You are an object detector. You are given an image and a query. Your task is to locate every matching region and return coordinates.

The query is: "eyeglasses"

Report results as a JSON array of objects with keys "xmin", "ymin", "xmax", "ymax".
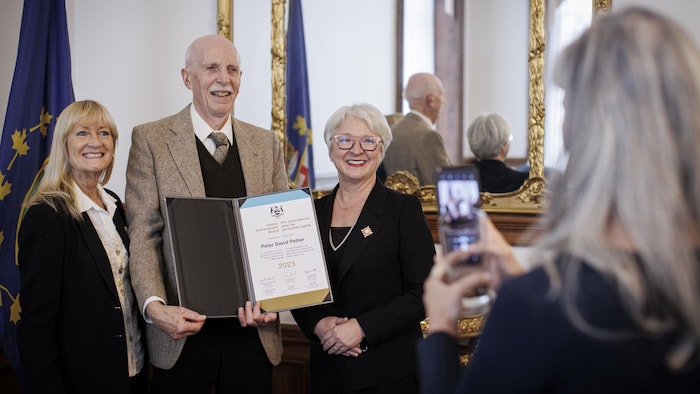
[{"xmin": 331, "ymin": 135, "xmax": 383, "ymax": 151}]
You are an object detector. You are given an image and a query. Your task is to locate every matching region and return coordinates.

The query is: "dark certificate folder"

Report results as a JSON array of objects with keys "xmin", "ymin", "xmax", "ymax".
[
  {"xmin": 164, "ymin": 197, "xmax": 247, "ymax": 318},
  {"xmin": 163, "ymin": 189, "xmax": 332, "ymax": 318}
]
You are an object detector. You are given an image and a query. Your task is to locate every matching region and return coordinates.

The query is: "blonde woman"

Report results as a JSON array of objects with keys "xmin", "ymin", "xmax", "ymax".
[
  {"xmin": 420, "ymin": 8, "xmax": 700, "ymax": 393},
  {"xmin": 17, "ymin": 100, "xmax": 146, "ymax": 394}
]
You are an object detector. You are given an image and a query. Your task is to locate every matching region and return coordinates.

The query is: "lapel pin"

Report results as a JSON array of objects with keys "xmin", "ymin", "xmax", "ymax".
[{"xmin": 361, "ymin": 226, "xmax": 373, "ymax": 238}]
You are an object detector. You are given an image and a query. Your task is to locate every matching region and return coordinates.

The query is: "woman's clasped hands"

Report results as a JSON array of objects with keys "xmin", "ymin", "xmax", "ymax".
[{"xmin": 315, "ymin": 316, "xmax": 365, "ymax": 357}]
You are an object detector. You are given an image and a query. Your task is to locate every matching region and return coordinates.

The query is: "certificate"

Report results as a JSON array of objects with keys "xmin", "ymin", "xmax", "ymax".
[
  {"xmin": 163, "ymin": 188, "xmax": 332, "ymax": 317},
  {"xmin": 235, "ymin": 188, "xmax": 332, "ymax": 311}
]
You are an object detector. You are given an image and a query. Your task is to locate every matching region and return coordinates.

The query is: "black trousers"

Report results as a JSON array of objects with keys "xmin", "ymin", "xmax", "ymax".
[
  {"xmin": 129, "ymin": 368, "xmax": 148, "ymax": 394},
  {"xmin": 150, "ymin": 319, "xmax": 272, "ymax": 394}
]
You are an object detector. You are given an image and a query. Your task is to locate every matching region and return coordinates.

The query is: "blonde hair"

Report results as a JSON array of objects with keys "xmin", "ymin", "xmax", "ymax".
[
  {"xmin": 26, "ymin": 100, "xmax": 118, "ymax": 220},
  {"xmin": 538, "ymin": 7, "xmax": 700, "ymax": 370}
]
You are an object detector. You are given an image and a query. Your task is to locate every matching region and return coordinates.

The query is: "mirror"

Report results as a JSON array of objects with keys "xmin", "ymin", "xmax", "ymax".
[{"xmin": 215, "ymin": 0, "xmax": 611, "ymax": 245}]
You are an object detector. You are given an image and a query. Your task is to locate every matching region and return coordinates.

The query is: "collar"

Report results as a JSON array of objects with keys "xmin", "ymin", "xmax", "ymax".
[
  {"xmin": 409, "ymin": 110, "xmax": 434, "ymax": 127},
  {"xmin": 190, "ymin": 104, "xmax": 233, "ymax": 144},
  {"xmin": 73, "ymin": 181, "xmax": 116, "ymax": 216}
]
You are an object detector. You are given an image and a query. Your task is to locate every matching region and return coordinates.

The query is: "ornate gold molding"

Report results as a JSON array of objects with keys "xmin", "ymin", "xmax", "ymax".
[
  {"xmin": 384, "ymin": 170, "xmax": 420, "ymax": 197},
  {"xmin": 420, "ymin": 315, "xmax": 487, "ymax": 366},
  {"xmin": 594, "ymin": 0, "xmax": 613, "ymax": 16},
  {"xmin": 420, "ymin": 314, "xmax": 489, "ymax": 338},
  {"xmin": 528, "ymin": 0, "xmax": 545, "ymax": 182},
  {"xmin": 216, "ymin": 0, "xmax": 232, "ymax": 40},
  {"xmin": 271, "ymin": 0, "xmax": 287, "ymax": 146}
]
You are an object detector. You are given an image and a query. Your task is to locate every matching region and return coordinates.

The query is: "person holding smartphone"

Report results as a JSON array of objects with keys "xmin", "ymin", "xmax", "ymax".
[
  {"xmin": 292, "ymin": 103, "xmax": 434, "ymax": 393},
  {"xmin": 419, "ymin": 7, "xmax": 700, "ymax": 393}
]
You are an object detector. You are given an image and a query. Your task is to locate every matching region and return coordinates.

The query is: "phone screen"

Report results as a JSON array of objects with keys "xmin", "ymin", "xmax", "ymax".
[
  {"xmin": 435, "ymin": 165, "xmax": 482, "ymax": 266},
  {"xmin": 436, "ymin": 165, "xmax": 480, "ymax": 223}
]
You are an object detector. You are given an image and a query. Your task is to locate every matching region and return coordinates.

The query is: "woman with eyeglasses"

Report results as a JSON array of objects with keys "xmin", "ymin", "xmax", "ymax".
[{"xmin": 292, "ymin": 103, "xmax": 435, "ymax": 393}]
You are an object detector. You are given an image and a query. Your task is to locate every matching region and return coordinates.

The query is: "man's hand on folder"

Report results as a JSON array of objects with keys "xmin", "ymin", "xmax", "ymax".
[
  {"xmin": 147, "ymin": 302, "xmax": 207, "ymax": 340},
  {"xmin": 238, "ymin": 300, "xmax": 278, "ymax": 328}
]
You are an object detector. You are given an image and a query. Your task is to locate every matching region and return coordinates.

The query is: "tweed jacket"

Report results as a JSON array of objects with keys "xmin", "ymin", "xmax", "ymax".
[
  {"xmin": 125, "ymin": 105, "xmax": 288, "ymax": 369},
  {"xmin": 382, "ymin": 112, "xmax": 451, "ymax": 185}
]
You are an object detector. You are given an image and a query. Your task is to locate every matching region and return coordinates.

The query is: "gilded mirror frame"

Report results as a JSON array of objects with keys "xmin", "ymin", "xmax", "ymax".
[{"xmin": 217, "ymin": 0, "xmax": 612, "ymax": 242}]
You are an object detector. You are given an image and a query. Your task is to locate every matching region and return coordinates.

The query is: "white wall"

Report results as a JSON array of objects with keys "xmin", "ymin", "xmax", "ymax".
[
  {"xmin": 68, "ymin": 0, "xmax": 217, "ymax": 201},
  {"xmin": 280, "ymin": 0, "xmax": 396, "ymax": 188},
  {"xmin": 4, "ymin": 1, "xmax": 699, "ymax": 200},
  {"xmin": 0, "ymin": 0, "xmax": 394, "ymax": 198}
]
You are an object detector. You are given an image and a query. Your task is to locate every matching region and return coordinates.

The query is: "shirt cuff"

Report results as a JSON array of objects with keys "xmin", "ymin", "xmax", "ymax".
[{"xmin": 143, "ymin": 296, "xmax": 166, "ymax": 324}]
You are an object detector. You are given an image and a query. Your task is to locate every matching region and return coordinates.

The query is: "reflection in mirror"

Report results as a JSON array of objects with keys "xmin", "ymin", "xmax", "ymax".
[
  {"xmin": 252, "ymin": 1, "xmax": 551, "ymax": 221},
  {"xmin": 544, "ymin": 0, "xmax": 594, "ymax": 173},
  {"xmin": 466, "ymin": 113, "xmax": 529, "ymax": 194},
  {"xmin": 464, "ymin": 1, "xmax": 529, "ymax": 164}
]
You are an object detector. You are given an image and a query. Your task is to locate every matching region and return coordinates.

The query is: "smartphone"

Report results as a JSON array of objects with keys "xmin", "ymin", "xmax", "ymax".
[{"xmin": 436, "ymin": 165, "xmax": 483, "ymax": 279}]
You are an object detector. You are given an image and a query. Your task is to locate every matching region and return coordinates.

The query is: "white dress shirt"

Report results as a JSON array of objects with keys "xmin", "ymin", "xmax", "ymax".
[{"xmin": 190, "ymin": 104, "xmax": 233, "ymax": 154}]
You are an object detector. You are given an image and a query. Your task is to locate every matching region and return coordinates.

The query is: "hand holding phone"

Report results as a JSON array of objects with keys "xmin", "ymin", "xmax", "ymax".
[{"xmin": 436, "ymin": 165, "xmax": 492, "ymax": 314}]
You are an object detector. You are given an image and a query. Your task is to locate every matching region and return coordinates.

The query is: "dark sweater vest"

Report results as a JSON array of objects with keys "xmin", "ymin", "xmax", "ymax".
[{"xmin": 196, "ymin": 136, "xmax": 247, "ymax": 198}]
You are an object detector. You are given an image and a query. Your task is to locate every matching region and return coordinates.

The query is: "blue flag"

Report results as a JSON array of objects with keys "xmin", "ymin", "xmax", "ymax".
[
  {"xmin": 0, "ymin": 0, "xmax": 75, "ymax": 384},
  {"xmin": 286, "ymin": 0, "xmax": 315, "ymax": 188}
]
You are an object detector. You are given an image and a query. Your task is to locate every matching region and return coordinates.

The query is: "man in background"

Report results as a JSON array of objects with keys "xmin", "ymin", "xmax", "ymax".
[{"xmin": 382, "ymin": 72, "xmax": 451, "ymax": 185}]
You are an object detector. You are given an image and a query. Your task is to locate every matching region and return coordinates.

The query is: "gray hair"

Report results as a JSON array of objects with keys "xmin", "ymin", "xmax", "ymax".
[
  {"xmin": 466, "ymin": 113, "xmax": 511, "ymax": 159},
  {"xmin": 323, "ymin": 103, "xmax": 393, "ymax": 151},
  {"xmin": 539, "ymin": 6, "xmax": 700, "ymax": 370}
]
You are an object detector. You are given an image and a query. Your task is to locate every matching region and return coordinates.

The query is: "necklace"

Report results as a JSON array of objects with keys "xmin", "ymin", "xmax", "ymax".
[
  {"xmin": 330, "ymin": 191, "xmax": 366, "ymax": 251},
  {"xmin": 329, "ymin": 220, "xmax": 357, "ymax": 252}
]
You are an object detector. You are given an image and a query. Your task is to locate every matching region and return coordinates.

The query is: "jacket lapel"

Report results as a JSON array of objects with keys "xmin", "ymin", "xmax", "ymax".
[
  {"xmin": 233, "ymin": 118, "xmax": 263, "ymax": 195},
  {"xmin": 166, "ymin": 106, "xmax": 206, "ymax": 197},
  {"xmin": 334, "ymin": 182, "xmax": 387, "ymax": 283},
  {"xmin": 113, "ymin": 199, "xmax": 129, "ymax": 250},
  {"xmin": 77, "ymin": 213, "xmax": 120, "ymax": 301}
]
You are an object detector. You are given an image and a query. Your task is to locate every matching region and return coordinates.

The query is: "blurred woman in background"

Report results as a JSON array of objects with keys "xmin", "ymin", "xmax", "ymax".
[{"xmin": 419, "ymin": 8, "xmax": 700, "ymax": 393}]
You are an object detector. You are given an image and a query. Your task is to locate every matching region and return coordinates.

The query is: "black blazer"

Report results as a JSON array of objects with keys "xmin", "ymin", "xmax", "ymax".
[
  {"xmin": 17, "ymin": 191, "xmax": 143, "ymax": 394},
  {"xmin": 475, "ymin": 159, "xmax": 528, "ymax": 193},
  {"xmin": 418, "ymin": 260, "xmax": 700, "ymax": 393},
  {"xmin": 292, "ymin": 181, "xmax": 435, "ymax": 392}
]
